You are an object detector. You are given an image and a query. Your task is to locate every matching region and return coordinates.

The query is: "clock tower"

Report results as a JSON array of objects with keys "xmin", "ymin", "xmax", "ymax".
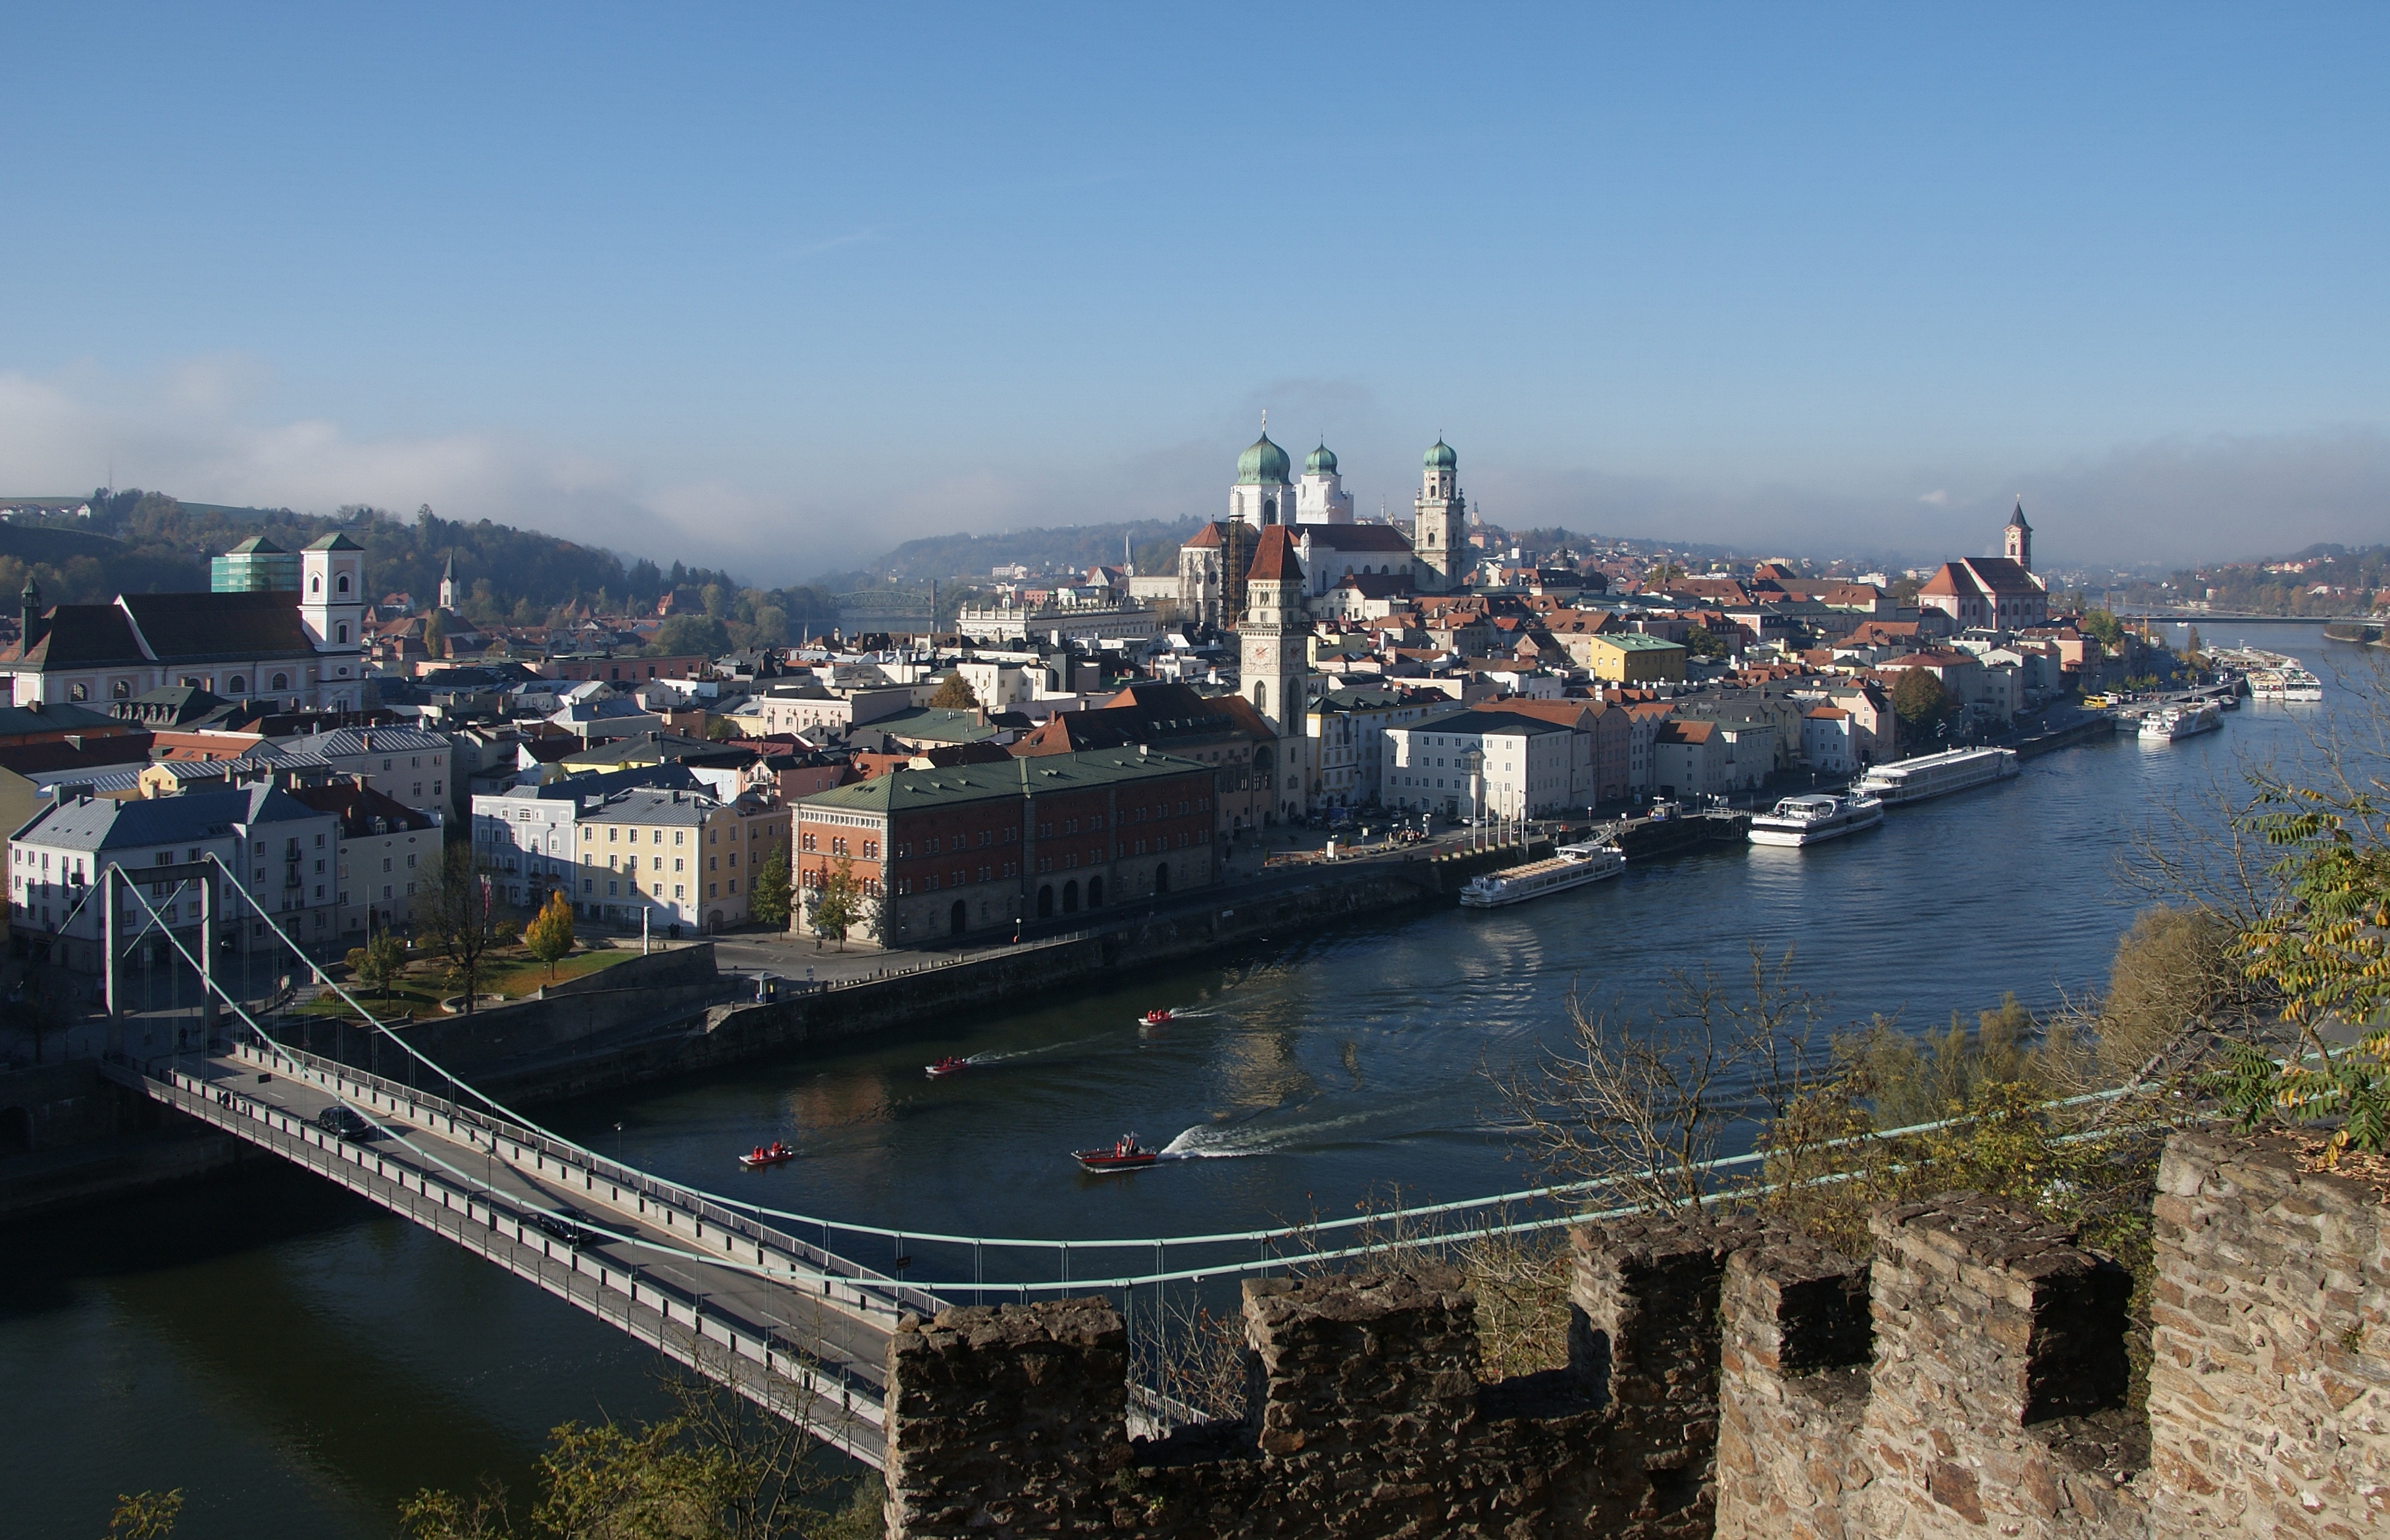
[
  {"xmin": 1414, "ymin": 438, "xmax": 1464, "ymax": 592},
  {"xmin": 1239, "ymin": 526, "xmax": 1309, "ymax": 825}
]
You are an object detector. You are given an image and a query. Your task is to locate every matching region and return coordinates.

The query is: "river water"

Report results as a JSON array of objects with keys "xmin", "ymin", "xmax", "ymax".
[{"xmin": 5, "ymin": 623, "xmax": 2374, "ymax": 1537}]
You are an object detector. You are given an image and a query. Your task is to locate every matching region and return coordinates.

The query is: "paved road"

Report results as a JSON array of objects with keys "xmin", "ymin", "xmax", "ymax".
[{"xmin": 170, "ymin": 1046, "xmax": 901, "ymax": 1406}]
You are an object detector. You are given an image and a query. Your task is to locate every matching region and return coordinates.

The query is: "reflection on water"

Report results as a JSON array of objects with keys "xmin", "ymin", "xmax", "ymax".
[{"xmin": 5, "ymin": 624, "xmax": 2374, "ymax": 1536}]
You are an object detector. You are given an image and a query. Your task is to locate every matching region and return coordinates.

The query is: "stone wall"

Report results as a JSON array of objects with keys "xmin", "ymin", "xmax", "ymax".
[
  {"xmin": 2144, "ymin": 1129, "xmax": 2389, "ymax": 1540},
  {"xmin": 877, "ymin": 1130, "xmax": 2389, "ymax": 1540}
]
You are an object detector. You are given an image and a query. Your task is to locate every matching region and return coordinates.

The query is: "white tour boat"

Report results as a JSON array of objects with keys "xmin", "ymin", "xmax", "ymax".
[
  {"xmin": 2139, "ymin": 702, "xmax": 2223, "ymax": 741},
  {"xmin": 1457, "ymin": 842, "xmax": 1627, "ymax": 908},
  {"xmin": 1747, "ymin": 793, "xmax": 1884, "ymax": 847},
  {"xmin": 1854, "ymin": 747, "xmax": 2020, "ymax": 807}
]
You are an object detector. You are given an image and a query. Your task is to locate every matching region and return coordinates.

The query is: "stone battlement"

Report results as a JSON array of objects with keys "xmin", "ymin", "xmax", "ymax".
[{"xmin": 877, "ymin": 1130, "xmax": 2388, "ymax": 1539}]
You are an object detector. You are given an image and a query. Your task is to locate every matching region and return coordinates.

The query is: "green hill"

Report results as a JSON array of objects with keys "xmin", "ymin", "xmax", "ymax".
[{"xmin": 2, "ymin": 491, "xmax": 838, "ymax": 649}]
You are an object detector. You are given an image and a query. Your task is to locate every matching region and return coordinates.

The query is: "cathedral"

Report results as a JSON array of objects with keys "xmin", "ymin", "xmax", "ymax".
[
  {"xmin": 1175, "ymin": 430, "xmax": 1467, "ymax": 630},
  {"xmin": 1161, "ymin": 430, "xmax": 1473, "ymax": 825}
]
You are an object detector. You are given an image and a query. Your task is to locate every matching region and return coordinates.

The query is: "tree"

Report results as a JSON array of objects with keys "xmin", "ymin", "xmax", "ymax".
[
  {"xmin": 422, "ymin": 610, "xmax": 447, "ymax": 658},
  {"xmin": 1679, "ymin": 626, "xmax": 1731, "ymax": 661},
  {"xmin": 106, "ymin": 1489, "xmax": 185, "ymax": 1539},
  {"xmin": 426, "ymin": 847, "xmax": 507, "ymax": 1012},
  {"xmin": 1496, "ymin": 945, "xmax": 1825, "ymax": 1210},
  {"xmin": 751, "ymin": 849, "xmax": 793, "ymax": 931},
  {"xmin": 346, "ymin": 932, "xmax": 407, "ymax": 999},
  {"xmin": 2079, "ymin": 609, "xmax": 2125, "ymax": 648},
  {"xmin": 1891, "ymin": 669, "xmax": 1953, "ymax": 734},
  {"xmin": 524, "ymin": 890, "xmax": 576, "ymax": 980},
  {"xmin": 2183, "ymin": 624, "xmax": 2204, "ymax": 664},
  {"xmin": 928, "ymin": 671, "xmax": 978, "ymax": 708},
  {"xmin": 807, "ymin": 859, "xmax": 861, "ymax": 951},
  {"xmin": 399, "ymin": 1363, "xmax": 877, "ymax": 1540},
  {"xmin": 651, "ymin": 612, "xmax": 732, "ymax": 657}
]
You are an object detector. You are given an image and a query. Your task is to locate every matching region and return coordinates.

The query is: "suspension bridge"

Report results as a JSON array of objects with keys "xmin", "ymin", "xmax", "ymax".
[{"xmin": 78, "ymin": 853, "xmax": 2144, "ymax": 1470}]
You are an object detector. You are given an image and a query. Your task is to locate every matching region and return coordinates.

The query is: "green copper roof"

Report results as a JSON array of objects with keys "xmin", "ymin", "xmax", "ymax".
[
  {"xmin": 1423, "ymin": 439, "xmax": 1458, "ymax": 470},
  {"xmin": 1306, "ymin": 442, "xmax": 1338, "ymax": 475},
  {"xmin": 1236, "ymin": 433, "xmax": 1292, "ymax": 485}
]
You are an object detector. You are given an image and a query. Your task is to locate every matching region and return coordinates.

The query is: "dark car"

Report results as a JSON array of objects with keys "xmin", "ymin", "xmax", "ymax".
[
  {"xmin": 315, "ymin": 1103, "xmax": 374, "ymax": 1141},
  {"xmin": 529, "ymin": 1207, "xmax": 605, "ymax": 1248}
]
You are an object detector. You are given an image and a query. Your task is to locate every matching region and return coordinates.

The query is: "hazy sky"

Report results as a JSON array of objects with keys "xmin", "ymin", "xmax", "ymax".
[{"xmin": 4, "ymin": 4, "xmax": 2386, "ymax": 582}]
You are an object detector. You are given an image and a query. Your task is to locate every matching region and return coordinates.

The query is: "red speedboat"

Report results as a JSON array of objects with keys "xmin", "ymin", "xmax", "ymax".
[
  {"xmin": 925, "ymin": 1056, "xmax": 971, "ymax": 1080},
  {"xmin": 738, "ymin": 1139, "xmax": 797, "ymax": 1169},
  {"xmin": 1073, "ymin": 1133, "xmax": 1159, "ymax": 1172},
  {"xmin": 1140, "ymin": 1009, "xmax": 1175, "ymax": 1027}
]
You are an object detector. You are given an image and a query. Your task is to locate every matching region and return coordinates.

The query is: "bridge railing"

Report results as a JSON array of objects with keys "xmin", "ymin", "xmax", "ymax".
[
  {"xmin": 136, "ymin": 1057, "xmax": 889, "ymax": 1463},
  {"xmin": 232, "ymin": 1027, "xmax": 950, "ymax": 1320}
]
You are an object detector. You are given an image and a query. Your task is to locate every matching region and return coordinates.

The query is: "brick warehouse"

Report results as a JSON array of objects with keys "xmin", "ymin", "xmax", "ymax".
[{"xmin": 795, "ymin": 746, "xmax": 1218, "ymax": 944}]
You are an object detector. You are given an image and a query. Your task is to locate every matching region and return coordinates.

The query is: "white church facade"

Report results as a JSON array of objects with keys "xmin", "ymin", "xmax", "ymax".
[{"xmin": 5, "ymin": 533, "xmax": 371, "ymax": 711}]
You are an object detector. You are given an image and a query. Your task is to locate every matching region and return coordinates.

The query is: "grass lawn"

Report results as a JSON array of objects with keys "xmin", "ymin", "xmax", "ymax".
[{"xmin": 303, "ymin": 944, "xmax": 640, "ymax": 1020}]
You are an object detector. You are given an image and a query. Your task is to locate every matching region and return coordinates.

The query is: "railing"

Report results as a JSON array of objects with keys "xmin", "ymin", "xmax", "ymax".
[{"xmin": 132, "ymin": 1056, "xmax": 889, "ymax": 1464}]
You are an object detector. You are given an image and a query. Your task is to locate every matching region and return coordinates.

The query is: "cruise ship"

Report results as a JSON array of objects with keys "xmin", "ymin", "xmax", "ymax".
[
  {"xmin": 2252, "ymin": 664, "xmax": 2325, "ymax": 702},
  {"xmin": 1854, "ymin": 747, "xmax": 2020, "ymax": 807},
  {"xmin": 1747, "ymin": 793, "xmax": 1884, "ymax": 847},
  {"xmin": 1458, "ymin": 842, "xmax": 1627, "ymax": 908},
  {"xmin": 2139, "ymin": 701, "xmax": 2223, "ymax": 742}
]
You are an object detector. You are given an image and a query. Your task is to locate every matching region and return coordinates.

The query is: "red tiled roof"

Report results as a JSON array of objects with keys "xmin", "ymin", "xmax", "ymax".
[{"xmin": 1248, "ymin": 526, "xmax": 1302, "ymax": 582}]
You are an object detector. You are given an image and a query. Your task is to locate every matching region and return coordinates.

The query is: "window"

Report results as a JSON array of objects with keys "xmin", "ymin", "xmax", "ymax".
[
  {"xmin": 336, "ymin": 623, "xmax": 349, "ymax": 643},
  {"xmin": 227, "ymin": 676, "xmax": 246, "ymax": 693},
  {"xmin": 270, "ymin": 673, "xmax": 288, "ymax": 692},
  {"xmin": 337, "ymin": 573, "xmax": 350, "ymax": 594},
  {"xmin": 69, "ymin": 683, "xmax": 88, "ymax": 702}
]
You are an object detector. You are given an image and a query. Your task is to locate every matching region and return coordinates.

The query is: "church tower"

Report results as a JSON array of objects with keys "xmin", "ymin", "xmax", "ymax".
[
  {"xmin": 1413, "ymin": 439, "xmax": 1464, "ymax": 592},
  {"xmin": 1240, "ymin": 526, "xmax": 1309, "ymax": 824},
  {"xmin": 438, "ymin": 553, "xmax": 460, "ymax": 610},
  {"xmin": 2004, "ymin": 499, "xmax": 2033, "ymax": 574},
  {"xmin": 1229, "ymin": 427, "xmax": 1294, "ymax": 528},
  {"xmin": 1296, "ymin": 442, "xmax": 1355, "ymax": 524},
  {"xmin": 301, "ymin": 532, "xmax": 368, "ymax": 711}
]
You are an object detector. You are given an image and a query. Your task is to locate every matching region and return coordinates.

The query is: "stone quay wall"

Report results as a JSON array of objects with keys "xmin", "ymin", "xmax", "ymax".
[{"xmin": 876, "ymin": 1129, "xmax": 2387, "ymax": 1540}]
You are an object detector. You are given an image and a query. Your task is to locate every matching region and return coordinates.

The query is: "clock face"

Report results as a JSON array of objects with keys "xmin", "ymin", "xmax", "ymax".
[{"xmin": 1252, "ymin": 646, "xmax": 1269, "ymax": 664}]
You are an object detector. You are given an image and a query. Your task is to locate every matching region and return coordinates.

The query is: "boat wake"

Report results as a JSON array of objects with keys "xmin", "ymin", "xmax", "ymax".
[
  {"xmin": 1158, "ymin": 1107, "xmax": 1390, "ymax": 1160},
  {"xmin": 965, "ymin": 1033, "xmax": 1112, "ymax": 1065}
]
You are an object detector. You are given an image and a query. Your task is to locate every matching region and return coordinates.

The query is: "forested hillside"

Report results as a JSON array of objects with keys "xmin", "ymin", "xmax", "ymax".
[
  {"xmin": 844, "ymin": 518, "xmax": 1206, "ymax": 585},
  {"xmin": 2, "ymin": 492, "xmax": 840, "ymax": 647}
]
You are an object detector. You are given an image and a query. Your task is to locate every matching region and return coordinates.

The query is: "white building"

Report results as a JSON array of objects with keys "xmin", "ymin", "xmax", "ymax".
[
  {"xmin": 1295, "ymin": 442, "xmax": 1356, "ymax": 524},
  {"xmin": 1382, "ymin": 711, "xmax": 1578, "ymax": 820},
  {"xmin": 9, "ymin": 780, "xmax": 343, "ymax": 967},
  {"xmin": 5, "ymin": 534, "xmax": 370, "ymax": 711}
]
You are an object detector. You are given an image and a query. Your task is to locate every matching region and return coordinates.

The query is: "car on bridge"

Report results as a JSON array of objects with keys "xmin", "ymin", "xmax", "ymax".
[
  {"xmin": 529, "ymin": 1206, "xmax": 606, "ymax": 1249},
  {"xmin": 315, "ymin": 1104, "xmax": 378, "ymax": 1142}
]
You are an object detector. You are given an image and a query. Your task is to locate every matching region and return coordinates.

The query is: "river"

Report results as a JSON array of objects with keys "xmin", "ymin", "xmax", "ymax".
[{"xmin": 3, "ymin": 622, "xmax": 2374, "ymax": 1537}]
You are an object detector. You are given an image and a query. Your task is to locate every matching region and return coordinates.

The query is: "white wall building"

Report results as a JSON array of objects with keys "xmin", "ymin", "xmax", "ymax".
[{"xmin": 1383, "ymin": 712, "xmax": 1577, "ymax": 819}]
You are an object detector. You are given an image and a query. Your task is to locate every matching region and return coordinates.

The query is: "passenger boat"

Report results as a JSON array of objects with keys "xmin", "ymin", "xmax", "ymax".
[
  {"xmin": 1140, "ymin": 1009, "xmax": 1176, "ymax": 1027},
  {"xmin": 1854, "ymin": 747, "xmax": 2020, "ymax": 807},
  {"xmin": 1073, "ymin": 1133, "xmax": 1159, "ymax": 1173},
  {"xmin": 1747, "ymin": 793, "xmax": 1884, "ymax": 847},
  {"xmin": 738, "ymin": 1140, "xmax": 798, "ymax": 1169},
  {"xmin": 1458, "ymin": 843, "xmax": 1627, "ymax": 908},
  {"xmin": 2139, "ymin": 703, "xmax": 2223, "ymax": 741},
  {"xmin": 924, "ymin": 1056, "xmax": 971, "ymax": 1079}
]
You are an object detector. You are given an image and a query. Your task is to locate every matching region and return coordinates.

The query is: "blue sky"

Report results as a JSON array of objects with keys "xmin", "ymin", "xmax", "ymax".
[{"xmin": 3, "ymin": 3, "xmax": 2385, "ymax": 580}]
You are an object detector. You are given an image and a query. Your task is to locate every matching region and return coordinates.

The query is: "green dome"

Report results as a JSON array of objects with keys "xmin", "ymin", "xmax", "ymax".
[
  {"xmin": 1423, "ymin": 438, "xmax": 1458, "ymax": 470},
  {"xmin": 1236, "ymin": 432, "xmax": 1292, "ymax": 485},
  {"xmin": 1306, "ymin": 442, "xmax": 1338, "ymax": 476}
]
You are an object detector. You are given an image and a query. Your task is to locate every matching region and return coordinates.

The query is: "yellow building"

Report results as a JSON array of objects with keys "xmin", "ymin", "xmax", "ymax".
[{"xmin": 1583, "ymin": 632, "xmax": 1689, "ymax": 685}]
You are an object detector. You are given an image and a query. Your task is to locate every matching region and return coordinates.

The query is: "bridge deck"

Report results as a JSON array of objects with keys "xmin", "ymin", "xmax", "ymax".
[{"xmin": 119, "ymin": 1043, "xmax": 902, "ymax": 1467}]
